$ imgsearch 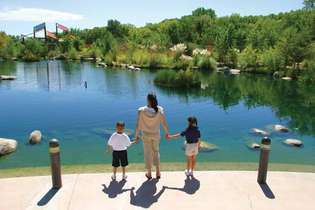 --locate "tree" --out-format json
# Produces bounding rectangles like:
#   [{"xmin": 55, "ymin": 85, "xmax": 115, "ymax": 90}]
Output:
[
  {"xmin": 303, "ymin": 0, "xmax": 315, "ymax": 9},
  {"xmin": 107, "ymin": 19, "xmax": 128, "ymax": 38},
  {"xmin": 238, "ymin": 46, "xmax": 259, "ymax": 70},
  {"xmin": 192, "ymin": 8, "xmax": 216, "ymax": 19}
]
